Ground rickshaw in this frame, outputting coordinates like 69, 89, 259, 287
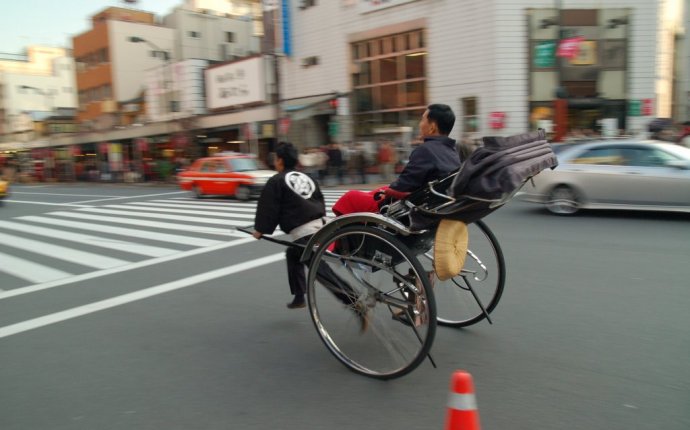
240, 130, 557, 379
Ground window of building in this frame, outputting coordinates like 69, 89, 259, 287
462, 97, 479, 132
188, 31, 201, 38
299, 0, 316, 9
351, 29, 427, 135
226, 32, 235, 43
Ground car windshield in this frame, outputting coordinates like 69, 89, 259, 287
229, 158, 260, 172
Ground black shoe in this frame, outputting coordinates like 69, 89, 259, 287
286, 296, 306, 309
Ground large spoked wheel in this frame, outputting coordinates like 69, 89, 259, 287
306, 225, 437, 380
425, 220, 505, 328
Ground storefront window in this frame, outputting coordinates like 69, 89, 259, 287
354, 87, 373, 111
405, 81, 425, 107
379, 83, 401, 109
462, 97, 479, 133
405, 53, 425, 78
351, 29, 427, 135
377, 57, 398, 83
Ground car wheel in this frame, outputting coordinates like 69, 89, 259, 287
545, 185, 580, 215
235, 185, 250, 201
192, 185, 204, 199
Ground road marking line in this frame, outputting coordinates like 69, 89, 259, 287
0, 220, 177, 257
126, 202, 258, 213
69, 191, 187, 204
10, 192, 121, 197
102, 204, 256, 219
0, 252, 285, 339
0, 231, 130, 269
0, 237, 256, 300
20, 216, 222, 247
76, 207, 253, 225
49, 211, 240, 235
1, 200, 92, 207
0, 252, 73, 283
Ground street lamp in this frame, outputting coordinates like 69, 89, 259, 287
128, 36, 170, 61
128, 36, 172, 119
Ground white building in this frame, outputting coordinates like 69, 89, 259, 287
164, 0, 261, 62
0, 47, 77, 140
278, 0, 685, 146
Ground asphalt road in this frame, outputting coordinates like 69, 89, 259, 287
1, 183, 688, 430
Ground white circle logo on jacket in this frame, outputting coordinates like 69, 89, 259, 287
285, 171, 316, 199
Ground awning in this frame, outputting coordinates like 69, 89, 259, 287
281, 93, 338, 121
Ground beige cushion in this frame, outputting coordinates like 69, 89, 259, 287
433, 219, 468, 281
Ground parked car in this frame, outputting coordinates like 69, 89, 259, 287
516, 140, 690, 215
177, 152, 276, 200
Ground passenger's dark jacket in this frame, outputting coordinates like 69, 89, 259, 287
254, 169, 326, 235
390, 136, 461, 192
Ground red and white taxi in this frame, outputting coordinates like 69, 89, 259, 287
177, 152, 275, 200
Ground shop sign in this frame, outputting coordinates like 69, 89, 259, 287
135, 138, 149, 152
628, 100, 641, 116
279, 117, 291, 134
205, 57, 266, 110
328, 121, 339, 137
556, 36, 585, 59
489, 112, 506, 129
569, 41, 597, 65
642, 98, 654, 116
262, 122, 275, 138
534, 41, 557, 68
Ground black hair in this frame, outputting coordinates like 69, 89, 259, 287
275, 141, 298, 169
427, 104, 455, 135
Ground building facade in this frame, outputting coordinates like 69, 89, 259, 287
279, 0, 684, 147
73, 7, 175, 129
0, 47, 77, 139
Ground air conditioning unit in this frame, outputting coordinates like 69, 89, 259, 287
301, 56, 319, 67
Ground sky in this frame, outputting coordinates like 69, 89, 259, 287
0, 0, 184, 55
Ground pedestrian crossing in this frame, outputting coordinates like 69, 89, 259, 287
0, 190, 350, 291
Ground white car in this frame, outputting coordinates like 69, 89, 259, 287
516, 140, 690, 215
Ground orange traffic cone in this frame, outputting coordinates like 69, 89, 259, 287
445, 370, 481, 430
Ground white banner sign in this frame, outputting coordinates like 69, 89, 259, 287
358, 0, 419, 14
205, 57, 266, 110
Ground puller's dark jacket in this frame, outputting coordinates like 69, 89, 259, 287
390, 136, 461, 192
254, 169, 326, 235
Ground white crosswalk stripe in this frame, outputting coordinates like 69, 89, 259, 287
0, 252, 73, 284
0, 220, 177, 257
0, 189, 351, 290
19, 216, 223, 247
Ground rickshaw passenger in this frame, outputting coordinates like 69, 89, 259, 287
332, 104, 461, 216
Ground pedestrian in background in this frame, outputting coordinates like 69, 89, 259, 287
326, 142, 344, 185
378, 140, 397, 183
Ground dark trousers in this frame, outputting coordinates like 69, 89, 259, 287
285, 237, 309, 296
286, 236, 358, 305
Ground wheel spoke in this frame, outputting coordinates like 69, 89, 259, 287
307, 226, 436, 379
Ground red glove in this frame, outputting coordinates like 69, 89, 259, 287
383, 188, 411, 200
